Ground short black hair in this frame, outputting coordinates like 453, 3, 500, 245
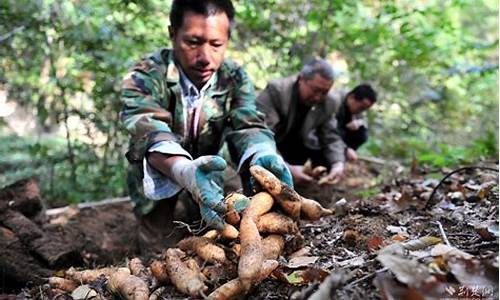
348, 84, 377, 103
170, 0, 235, 35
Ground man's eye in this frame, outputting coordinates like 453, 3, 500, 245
186, 39, 199, 46
211, 43, 223, 48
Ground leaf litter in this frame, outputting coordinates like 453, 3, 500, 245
20, 161, 498, 299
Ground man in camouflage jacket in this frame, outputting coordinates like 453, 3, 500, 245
120, 0, 291, 252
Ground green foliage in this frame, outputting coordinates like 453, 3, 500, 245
0, 0, 497, 205
0, 133, 127, 205
353, 187, 381, 199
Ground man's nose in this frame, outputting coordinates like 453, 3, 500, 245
196, 45, 211, 66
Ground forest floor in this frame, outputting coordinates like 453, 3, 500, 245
1, 159, 498, 300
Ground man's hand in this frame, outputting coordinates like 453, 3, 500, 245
288, 164, 314, 185
169, 155, 227, 230
346, 119, 363, 131
346, 148, 358, 161
321, 161, 345, 185
250, 153, 293, 190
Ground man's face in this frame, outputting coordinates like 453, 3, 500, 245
298, 73, 334, 106
170, 11, 229, 88
346, 95, 373, 114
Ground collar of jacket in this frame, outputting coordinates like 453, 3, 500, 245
159, 48, 229, 97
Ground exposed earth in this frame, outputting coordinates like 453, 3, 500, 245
1, 159, 498, 299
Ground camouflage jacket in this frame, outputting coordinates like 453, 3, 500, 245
121, 48, 276, 214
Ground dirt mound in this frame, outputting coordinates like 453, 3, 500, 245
0, 179, 139, 292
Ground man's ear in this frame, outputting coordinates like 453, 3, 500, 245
168, 26, 175, 40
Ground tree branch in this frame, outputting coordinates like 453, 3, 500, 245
0, 26, 25, 43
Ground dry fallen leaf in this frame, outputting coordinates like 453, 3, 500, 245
382, 189, 413, 213
447, 256, 499, 295
288, 247, 311, 259
272, 267, 329, 285
367, 236, 386, 252
477, 181, 497, 200
386, 225, 408, 234
71, 285, 98, 300
308, 270, 350, 300
286, 256, 319, 269
377, 250, 435, 287
430, 244, 473, 260
374, 272, 427, 300
474, 222, 499, 241
342, 228, 359, 246
391, 233, 409, 242
337, 256, 365, 268
402, 236, 442, 251
374, 271, 451, 300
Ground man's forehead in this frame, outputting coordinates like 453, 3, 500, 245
179, 11, 229, 28
309, 74, 333, 87
172, 12, 230, 42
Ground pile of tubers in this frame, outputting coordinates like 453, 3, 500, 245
47, 165, 333, 300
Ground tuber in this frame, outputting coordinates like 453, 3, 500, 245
237, 190, 275, 289
221, 223, 239, 240
208, 260, 279, 300
231, 243, 241, 257
204, 224, 239, 240
257, 212, 299, 235
224, 192, 250, 225
108, 268, 149, 300
150, 260, 169, 284
262, 234, 285, 260
317, 176, 339, 186
249, 165, 301, 219
303, 160, 327, 179
177, 236, 227, 264
202, 264, 237, 284
128, 257, 152, 285
48, 277, 77, 292
238, 214, 263, 290
245, 192, 274, 221
203, 230, 219, 240
300, 197, 333, 220
65, 267, 120, 283
164, 248, 207, 296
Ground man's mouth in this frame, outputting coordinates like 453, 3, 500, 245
193, 68, 213, 78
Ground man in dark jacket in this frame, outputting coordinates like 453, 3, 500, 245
333, 84, 377, 161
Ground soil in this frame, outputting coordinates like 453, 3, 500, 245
2, 160, 498, 300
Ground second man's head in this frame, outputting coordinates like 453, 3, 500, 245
297, 59, 335, 106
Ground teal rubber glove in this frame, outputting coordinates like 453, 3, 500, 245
170, 155, 227, 230
250, 153, 293, 191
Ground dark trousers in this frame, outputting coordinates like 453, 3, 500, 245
278, 142, 330, 169
341, 128, 368, 150
137, 190, 201, 255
